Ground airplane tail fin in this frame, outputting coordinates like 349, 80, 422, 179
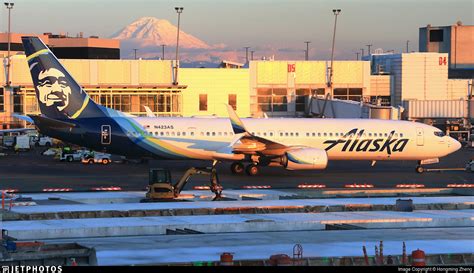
21, 36, 105, 119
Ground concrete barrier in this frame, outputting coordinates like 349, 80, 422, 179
4, 210, 473, 240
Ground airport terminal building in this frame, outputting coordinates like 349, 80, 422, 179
0, 29, 472, 140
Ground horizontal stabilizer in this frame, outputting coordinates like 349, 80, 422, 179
28, 115, 77, 129
12, 114, 35, 124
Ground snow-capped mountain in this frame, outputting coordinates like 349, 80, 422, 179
111, 17, 211, 49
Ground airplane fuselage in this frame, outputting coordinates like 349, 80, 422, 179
37, 115, 460, 162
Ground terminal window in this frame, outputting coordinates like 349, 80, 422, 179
333, 88, 363, 102
0, 88, 3, 112
430, 29, 444, 42
199, 94, 208, 111
256, 88, 288, 112
228, 94, 237, 110
13, 91, 23, 113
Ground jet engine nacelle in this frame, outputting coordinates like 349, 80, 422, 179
282, 148, 328, 170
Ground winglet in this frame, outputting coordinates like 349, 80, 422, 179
226, 105, 247, 134
143, 106, 156, 117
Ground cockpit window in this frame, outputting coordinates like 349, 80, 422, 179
434, 131, 445, 137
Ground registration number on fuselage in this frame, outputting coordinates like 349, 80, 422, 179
154, 125, 174, 130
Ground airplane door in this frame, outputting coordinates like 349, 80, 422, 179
101, 125, 111, 145
416, 127, 424, 146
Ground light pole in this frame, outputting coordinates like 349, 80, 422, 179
355, 51, 360, 60
244, 46, 250, 63
161, 44, 165, 60
406, 40, 409, 53
4, 2, 14, 87
304, 41, 311, 60
360, 48, 365, 58
133, 49, 138, 60
329, 9, 341, 90
250, 50, 254, 61
366, 44, 372, 55
173, 6, 183, 85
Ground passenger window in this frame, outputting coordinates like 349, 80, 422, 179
212, 132, 216, 136
200, 132, 204, 136
224, 132, 227, 136
329, 133, 333, 137
166, 132, 170, 136
177, 132, 181, 136
263, 132, 267, 136
270, 132, 273, 136
190, 132, 193, 136
318, 133, 321, 137
285, 132, 289, 136
206, 132, 210, 136
290, 133, 294, 136
400, 133, 404, 137
324, 133, 327, 137
183, 132, 186, 136
368, 133, 372, 137
172, 132, 175, 136
384, 133, 388, 137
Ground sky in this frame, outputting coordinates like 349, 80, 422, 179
1, 0, 473, 60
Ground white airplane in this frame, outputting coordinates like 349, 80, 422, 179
20, 37, 462, 190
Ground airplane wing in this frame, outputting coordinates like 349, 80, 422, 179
28, 115, 77, 129
226, 105, 293, 156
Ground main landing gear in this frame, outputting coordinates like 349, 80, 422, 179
230, 162, 260, 176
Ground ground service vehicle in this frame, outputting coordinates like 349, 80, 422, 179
143, 167, 221, 201
59, 150, 84, 162
81, 152, 111, 165
14, 135, 31, 151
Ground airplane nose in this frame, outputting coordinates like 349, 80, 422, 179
450, 138, 462, 153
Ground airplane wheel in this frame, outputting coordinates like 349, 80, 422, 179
245, 164, 259, 176
416, 165, 424, 173
231, 162, 244, 174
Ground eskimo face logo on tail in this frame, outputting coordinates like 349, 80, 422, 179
324, 128, 409, 155
37, 68, 72, 112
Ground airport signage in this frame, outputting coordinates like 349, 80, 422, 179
287, 63, 296, 73
439, 57, 447, 66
